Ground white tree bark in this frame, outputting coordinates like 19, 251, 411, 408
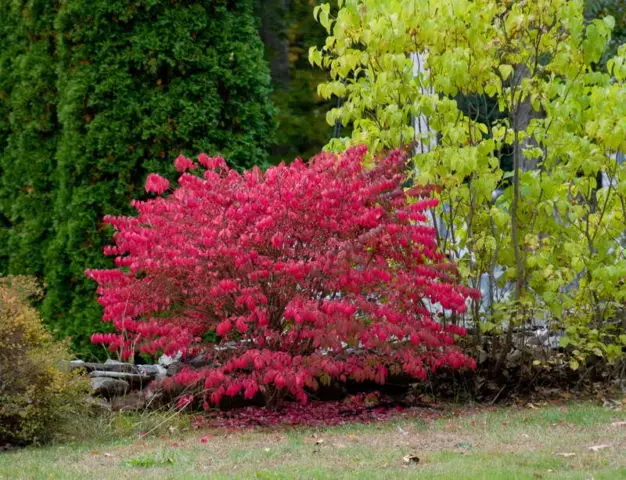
410, 52, 436, 154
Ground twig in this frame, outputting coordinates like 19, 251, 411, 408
490, 385, 507, 405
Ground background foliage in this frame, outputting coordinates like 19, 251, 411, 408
311, 0, 626, 370
0, 276, 87, 446
258, 0, 335, 163
1, 0, 624, 374
585, 0, 626, 63
0, 0, 59, 279
0, 0, 274, 356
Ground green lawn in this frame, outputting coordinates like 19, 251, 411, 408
1, 402, 624, 479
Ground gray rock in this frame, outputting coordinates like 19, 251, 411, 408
111, 391, 146, 411
89, 370, 151, 387
166, 362, 183, 377
158, 352, 182, 366
189, 354, 211, 368
70, 360, 137, 373
91, 377, 130, 397
104, 358, 126, 365
137, 364, 167, 379
70, 359, 85, 369
214, 341, 240, 352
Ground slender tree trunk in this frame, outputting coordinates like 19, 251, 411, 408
497, 64, 536, 371
258, 0, 291, 90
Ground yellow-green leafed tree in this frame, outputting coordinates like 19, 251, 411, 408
311, 0, 626, 368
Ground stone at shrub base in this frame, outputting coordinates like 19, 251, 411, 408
89, 370, 151, 386
77, 359, 173, 409
70, 360, 136, 373
136, 364, 167, 380
90, 377, 129, 398
110, 392, 146, 412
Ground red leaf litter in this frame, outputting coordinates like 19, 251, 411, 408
194, 395, 442, 430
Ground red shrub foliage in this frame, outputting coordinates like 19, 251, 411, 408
87, 146, 477, 406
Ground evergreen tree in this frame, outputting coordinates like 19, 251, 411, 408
1, 0, 274, 356
0, 0, 59, 277
0, 3, 12, 267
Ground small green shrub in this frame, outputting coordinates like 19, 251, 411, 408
0, 276, 87, 446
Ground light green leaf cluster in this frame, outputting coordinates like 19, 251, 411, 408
312, 0, 626, 366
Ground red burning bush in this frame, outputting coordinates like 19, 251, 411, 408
87, 146, 476, 406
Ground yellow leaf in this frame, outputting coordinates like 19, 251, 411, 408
498, 64, 513, 80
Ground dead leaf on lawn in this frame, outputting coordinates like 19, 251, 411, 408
602, 399, 622, 410
555, 452, 576, 457
397, 426, 409, 436
588, 444, 610, 452
610, 421, 626, 427
402, 454, 420, 464
312, 439, 325, 454
103, 453, 113, 458
454, 442, 473, 450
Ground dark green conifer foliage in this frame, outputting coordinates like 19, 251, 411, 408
45, 0, 273, 355
0, 1, 59, 276
1, 0, 274, 356
0, 3, 12, 269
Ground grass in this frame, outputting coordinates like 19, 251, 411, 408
0, 402, 624, 479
